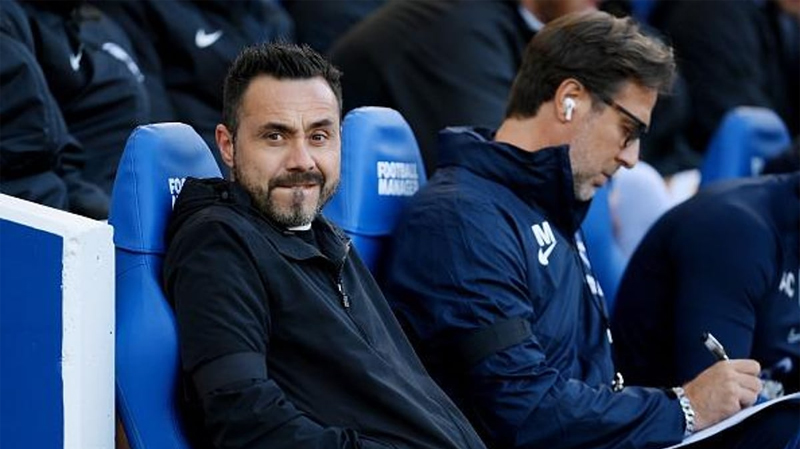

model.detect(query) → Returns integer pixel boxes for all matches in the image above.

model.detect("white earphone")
[563,97,576,121]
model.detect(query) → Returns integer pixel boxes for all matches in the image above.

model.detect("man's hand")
[683,359,762,431]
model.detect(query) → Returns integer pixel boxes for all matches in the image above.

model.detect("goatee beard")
[235,167,339,228]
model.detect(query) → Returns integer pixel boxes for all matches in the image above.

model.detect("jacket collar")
[436,127,590,235]
[171,178,350,266]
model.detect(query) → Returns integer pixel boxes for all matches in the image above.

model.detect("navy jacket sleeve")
[386,198,684,449]
[668,205,776,383]
[0,2,108,217]
[164,219,390,449]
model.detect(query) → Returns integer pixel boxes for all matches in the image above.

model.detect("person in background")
[283,0,386,55]
[650,0,799,154]
[384,11,797,449]
[330,0,595,175]
[96,0,294,174]
[163,43,486,449]
[1,0,150,218]
[612,172,800,399]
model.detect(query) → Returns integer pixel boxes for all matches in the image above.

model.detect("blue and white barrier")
[0,194,114,449]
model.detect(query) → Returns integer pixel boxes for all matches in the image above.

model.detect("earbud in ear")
[563,98,576,121]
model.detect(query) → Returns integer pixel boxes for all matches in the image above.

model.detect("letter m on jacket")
[532,221,557,266]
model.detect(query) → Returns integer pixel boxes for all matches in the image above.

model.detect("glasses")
[598,95,648,148]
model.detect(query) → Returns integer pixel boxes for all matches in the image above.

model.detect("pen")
[702,332,729,361]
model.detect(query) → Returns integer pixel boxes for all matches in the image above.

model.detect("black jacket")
[0,0,70,209]
[17,1,151,195]
[163,178,486,449]
[96,0,294,171]
[652,0,800,152]
[0,0,142,217]
[330,0,533,175]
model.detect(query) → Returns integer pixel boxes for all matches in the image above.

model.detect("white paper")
[663,392,800,448]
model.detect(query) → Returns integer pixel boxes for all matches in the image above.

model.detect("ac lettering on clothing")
[168,177,186,208]
[779,271,796,299]
[377,161,419,196]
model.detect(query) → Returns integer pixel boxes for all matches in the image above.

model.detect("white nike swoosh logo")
[195,29,223,48]
[69,51,82,71]
[789,328,800,344]
[538,242,556,266]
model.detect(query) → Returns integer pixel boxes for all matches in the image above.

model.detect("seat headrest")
[701,107,790,186]
[324,107,426,235]
[109,123,221,253]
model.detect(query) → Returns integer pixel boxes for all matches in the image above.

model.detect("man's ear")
[554,78,587,123]
[216,124,236,173]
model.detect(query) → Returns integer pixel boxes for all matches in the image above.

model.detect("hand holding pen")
[703,332,785,402]
[673,332,762,431]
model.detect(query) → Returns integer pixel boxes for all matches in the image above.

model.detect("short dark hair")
[505,11,675,118]
[222,43,343,137]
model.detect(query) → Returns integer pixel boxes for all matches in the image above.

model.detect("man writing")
[384,11,794,449]
[163,43,486,449]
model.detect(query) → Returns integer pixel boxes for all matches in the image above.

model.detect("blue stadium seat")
[109,123,221,449]
[324,107,427,276]
[700,106,790,187]
[630,0,657,23]
[582,163,672,313]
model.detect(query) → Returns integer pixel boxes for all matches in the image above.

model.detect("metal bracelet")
[672,386,696,436]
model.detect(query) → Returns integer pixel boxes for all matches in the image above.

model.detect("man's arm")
[163,219,385,449]
[385,198,685,449]
[668,207,775,383]
[387,193,765,447]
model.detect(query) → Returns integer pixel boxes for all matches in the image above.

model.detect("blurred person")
[283,0,386,54]
[1,1,70,211]
[384,11,797,449]
[650,0,800,154]
[162,43,486,449]
[330,0,595,175]
[1,0,150,218]
[612,173,800,399]
[96,0,294,174]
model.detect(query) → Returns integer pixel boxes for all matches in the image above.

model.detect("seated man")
[384,11,796,449]
[162,43,486,449]
[612,172,800,397]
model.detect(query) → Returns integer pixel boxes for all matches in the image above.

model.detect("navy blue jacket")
[330,0,533,175]
[612,173,800,394]
[97,0,293,172]
[384,128,685,449]
[0,0,146,218]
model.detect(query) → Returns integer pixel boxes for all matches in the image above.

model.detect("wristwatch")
[669,386,696,436]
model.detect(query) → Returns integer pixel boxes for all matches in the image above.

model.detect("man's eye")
[266,133,283,141]
[310,133,328,142]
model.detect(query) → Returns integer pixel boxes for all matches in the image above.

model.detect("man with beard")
[162,43,486,449]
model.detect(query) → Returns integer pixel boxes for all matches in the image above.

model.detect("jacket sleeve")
[0,2,109,218]
[0,3,64,182]
[668,205,776,383]
[385,198,684,449]
[163,219,390,449]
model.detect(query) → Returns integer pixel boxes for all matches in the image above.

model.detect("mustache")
[268,171,325,189]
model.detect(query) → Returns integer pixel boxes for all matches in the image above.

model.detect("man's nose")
[617,141,640,169]
[285,141,315,171]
